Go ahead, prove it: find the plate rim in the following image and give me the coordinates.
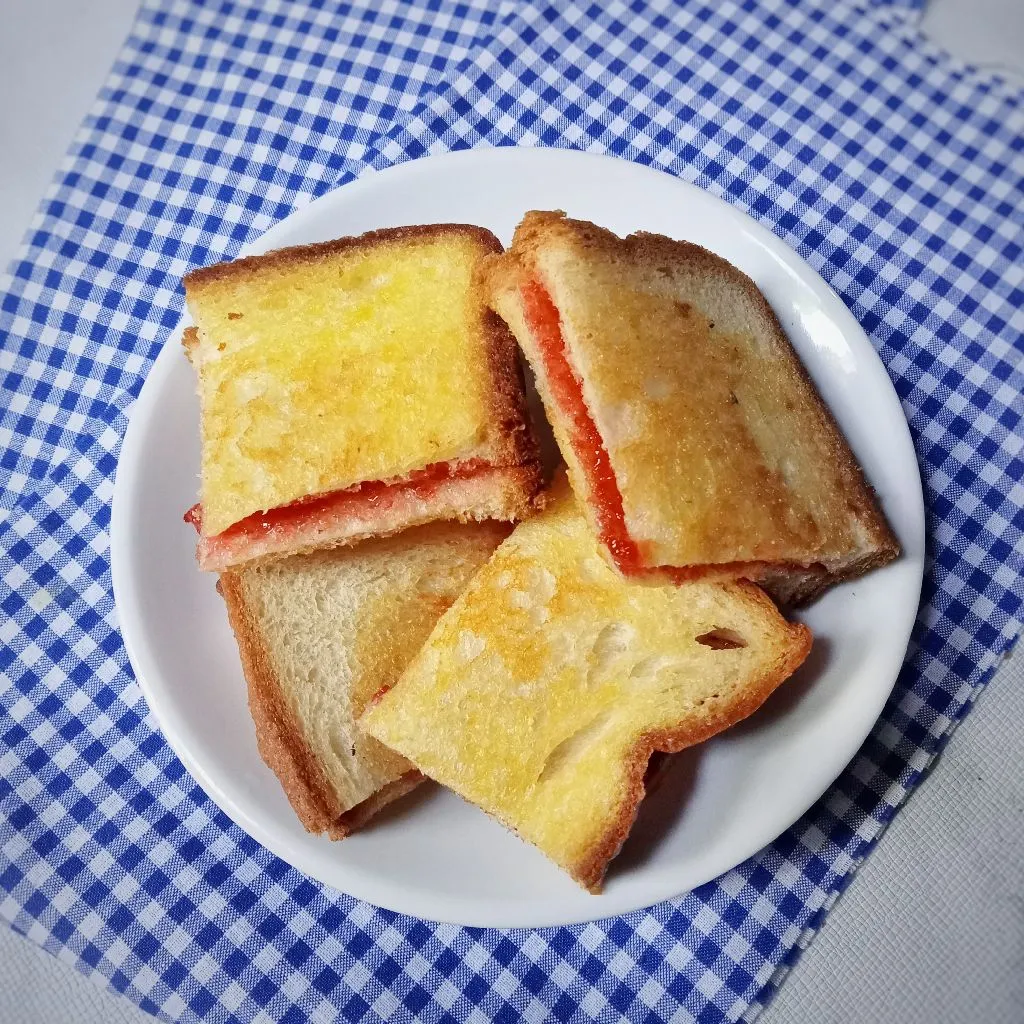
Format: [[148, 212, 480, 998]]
[[111, 145, 925, 927]]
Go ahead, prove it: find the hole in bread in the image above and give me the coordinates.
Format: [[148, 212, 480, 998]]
[[695, 628, 747, 650], [537, 710, 615, 784]]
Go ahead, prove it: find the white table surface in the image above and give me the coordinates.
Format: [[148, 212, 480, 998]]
[[1, 2, 1021, 1022]]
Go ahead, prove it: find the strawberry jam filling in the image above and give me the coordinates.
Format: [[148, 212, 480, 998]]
[[186, 458, 489, 548], [520, 279, 643, 574]]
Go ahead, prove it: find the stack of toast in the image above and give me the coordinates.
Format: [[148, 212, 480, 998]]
[[182, 212, 898, 891]]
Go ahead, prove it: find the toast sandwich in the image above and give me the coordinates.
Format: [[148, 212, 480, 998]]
[[362, 475, 811, 891], [482, 211, 899, 605], [218, 519, 507, 837], [184, 225, 542, 572]]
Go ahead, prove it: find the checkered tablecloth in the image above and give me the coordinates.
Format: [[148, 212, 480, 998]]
[[1, 1, 1022, 1021]]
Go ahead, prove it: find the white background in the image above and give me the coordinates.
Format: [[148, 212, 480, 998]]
[[0, 1, 1021, 1021]]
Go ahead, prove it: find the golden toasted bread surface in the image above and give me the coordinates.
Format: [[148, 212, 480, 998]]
[[484, 212, 898, 599], [186, 225, 538, 537], [362, 476, 811, 890]]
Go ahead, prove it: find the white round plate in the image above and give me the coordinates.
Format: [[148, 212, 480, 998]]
[[112, 147, 924, 928]]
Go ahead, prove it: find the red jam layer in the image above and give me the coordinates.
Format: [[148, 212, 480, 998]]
[[519, 279, 642, 574], [185, 458, 489, 544]]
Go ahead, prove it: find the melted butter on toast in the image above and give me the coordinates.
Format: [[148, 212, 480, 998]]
[[188, 236, 494, 535]]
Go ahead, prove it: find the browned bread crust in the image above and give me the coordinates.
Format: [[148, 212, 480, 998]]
[[479, 305, 544, 474], [217, 573, 421, 836], [184, 223, 506, 291], [415, 578, 810, 894]]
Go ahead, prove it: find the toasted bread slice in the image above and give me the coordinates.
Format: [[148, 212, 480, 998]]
[[362, 476, 811, 891], [218, 519, 507, 838], [482, 211, 899, 605], [184, 225, 542, 571]]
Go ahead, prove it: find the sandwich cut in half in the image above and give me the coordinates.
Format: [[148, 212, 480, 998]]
[[219, 519, 508, 837], [362, 476, 811, 891], [183, 225, 542, 572], [482, 211, 899, 605]]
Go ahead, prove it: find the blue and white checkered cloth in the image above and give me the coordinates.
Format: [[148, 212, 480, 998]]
[[2, 0, 1022, 1021]]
